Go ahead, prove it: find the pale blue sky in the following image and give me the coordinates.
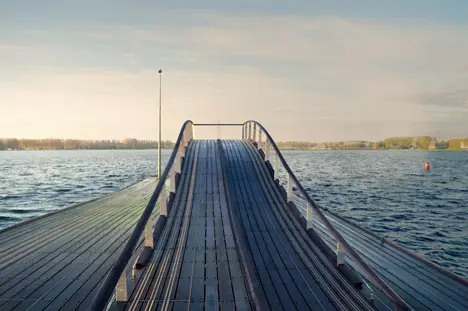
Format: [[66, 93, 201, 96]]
[[1, 1, 467, 141]]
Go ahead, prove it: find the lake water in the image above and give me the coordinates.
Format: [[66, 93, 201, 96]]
[[0, 149, 467, 278], [0, 150, 170, 227]]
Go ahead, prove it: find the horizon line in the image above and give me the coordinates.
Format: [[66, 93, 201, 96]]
[[2, 135, 468, 144]]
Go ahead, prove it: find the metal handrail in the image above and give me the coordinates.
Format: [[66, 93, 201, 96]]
[[192, 123, 244, 126], [91, 120, 194, 311], [242, 120, 411, 311], [91, 120, 410, 310]]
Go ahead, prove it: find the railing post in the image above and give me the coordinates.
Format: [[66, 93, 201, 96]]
[[144, 217, 154, 248], [116, 272, 128, 301], [176, 150, 182, 173], [265, 140, 269, 160], [160, 185, 167, 216], [337, 240, 345, 266], [253, 123, 257, 142], [306, 202, 313, 229], [258, 130, 262, 149], [180, 136, 186, 157], [274, 153, 279, 180], [287, 174, 293, 202], [242, 124, 245, 140], [248, 122, 252, 140], [170, 169, 176, 193]]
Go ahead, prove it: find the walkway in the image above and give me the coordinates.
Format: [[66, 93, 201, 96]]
[[0, 178, 157, 310]]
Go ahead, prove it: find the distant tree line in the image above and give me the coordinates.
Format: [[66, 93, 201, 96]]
[[0, 138, 174, 150], [2, 136, 467, 151], [276, 136, 468, 150], [276, 141, 318, 149]]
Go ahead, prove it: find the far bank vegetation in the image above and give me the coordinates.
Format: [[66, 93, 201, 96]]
[[0, 138, 174, 151], [276, 136, 468, 150], [1, 136, 467, 151]]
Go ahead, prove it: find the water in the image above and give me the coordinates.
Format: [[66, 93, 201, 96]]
[[0, 150, 170, 228], [0, 149, 467, 278], [280, 150, 468, 278]]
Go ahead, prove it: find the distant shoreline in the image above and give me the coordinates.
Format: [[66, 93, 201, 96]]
[[0, 148, 173, 151], [2, 136, 467, 151], [2, 148, 467, 152]]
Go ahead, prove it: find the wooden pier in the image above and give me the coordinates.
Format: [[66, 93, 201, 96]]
[[1, 120, 467, 311], [0, 178, 158, 310]]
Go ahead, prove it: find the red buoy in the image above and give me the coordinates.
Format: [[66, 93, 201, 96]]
[[424, 161, 430, 171]]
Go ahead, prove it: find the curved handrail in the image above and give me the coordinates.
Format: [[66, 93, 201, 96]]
[[243, 120, 411, 311], [91, 120, 194, 310]]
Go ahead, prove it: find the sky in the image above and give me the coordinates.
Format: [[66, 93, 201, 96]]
[[1, 1, 467, 142]]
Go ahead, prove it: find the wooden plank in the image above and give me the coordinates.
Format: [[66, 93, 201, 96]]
[[0, 178, 158, 310], [120, 141, 250, 310]]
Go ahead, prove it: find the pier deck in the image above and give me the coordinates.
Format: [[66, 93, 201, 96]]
[[2, 120, 468, 311], [307, 205, 468, 311], [0, 178, 158, 310]]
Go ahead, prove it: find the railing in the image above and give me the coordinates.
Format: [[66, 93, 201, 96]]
[[242, 120, 411, 311], [91, 120, 194, 311], [92, 120, 410, 311], [91, 121, 244, 310]]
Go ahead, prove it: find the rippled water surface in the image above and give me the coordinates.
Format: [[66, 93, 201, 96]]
[[0, 150, 170, 228], [280, 150, 468, 278], [0, 149, 467, 278]]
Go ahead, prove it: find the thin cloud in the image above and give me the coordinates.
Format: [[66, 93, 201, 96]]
[[419, 89, 468, 108], [1, 12, 468, 140]]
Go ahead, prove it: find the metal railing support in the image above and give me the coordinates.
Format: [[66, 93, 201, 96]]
[[170, 170, 176, 193], [337, 240, 345, 266], [253, 123, 257, 142], [306, 202, 313, 229], [287, 174, 293, 202], [183, 129, 188, 148], [115, 273, 128, 301], [176, 152, 181, 173], [180, 136, 186, 157], [258, 130, 262, 148], [248, 122, 251, 140], [265, 140, 269, 160], [274, 153, 279, 180], [144, 217, 154, 248], [160, 186, 167, 216]]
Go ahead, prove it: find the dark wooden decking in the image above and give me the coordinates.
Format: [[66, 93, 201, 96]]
[[1, 138, 467, 311], [304, 207, 468, 311], [223, 140, 375, 311], [0, 178, 158, 311], [121, 140, 375, 311], [285, 190, 468, 311], [121, 140, 251, 310]]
